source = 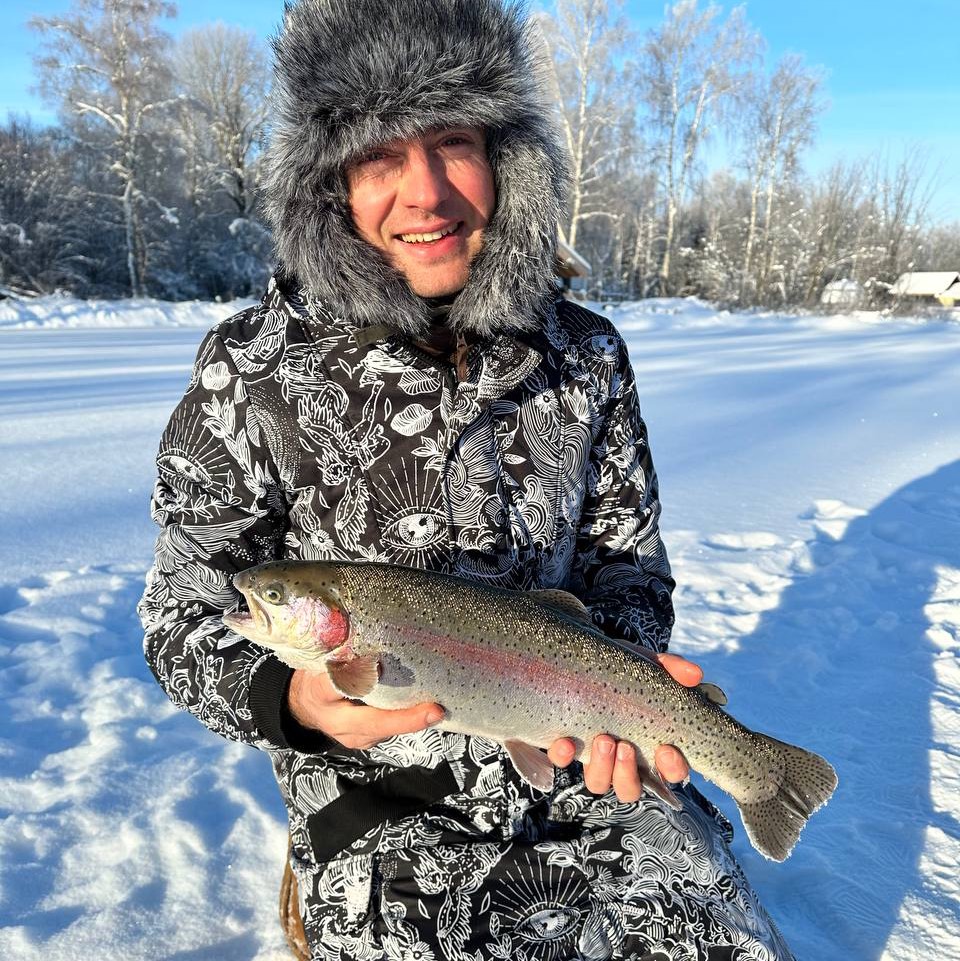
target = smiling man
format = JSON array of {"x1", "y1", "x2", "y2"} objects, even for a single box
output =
[
  {"x1": 346, "y1": 128, "x2": 496, "y2": 298},
  {"x1": 139, "y1": 1, "x2": 796, "y2": 959}
]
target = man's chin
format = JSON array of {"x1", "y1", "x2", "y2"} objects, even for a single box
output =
[{"x1": 404, "y1": 274, "x2": 468, "y2": 299}]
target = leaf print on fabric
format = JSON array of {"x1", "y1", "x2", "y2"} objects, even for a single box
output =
[
  {"x1": 412, "y1": 432, "x2": 447, "y2": 474},
  {"x1": 201, "y1": 360, "x2": 232, "y2": 391},
  {"x1": 391, "y1": 403, "x2": 434, "y2": 437},
  {"x1": 221, "y1": 306, "x2": 287, "y2": 376}
]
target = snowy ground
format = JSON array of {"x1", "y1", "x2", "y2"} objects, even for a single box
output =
[{"x1": 1, "y1": 295, "x2": 958, "y2": 960}]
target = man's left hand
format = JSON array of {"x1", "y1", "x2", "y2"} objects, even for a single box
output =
[{"x1": 546, "y1": 652, "x2": 701, "y2": 802}]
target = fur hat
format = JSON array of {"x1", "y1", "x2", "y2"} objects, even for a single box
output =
[{"x1": 262, "y1": 0, "x2": 570, "y2": 339}]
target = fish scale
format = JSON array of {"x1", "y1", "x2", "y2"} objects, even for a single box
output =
[{"x1": 224, "y1": 559, "x2": 837, "y2": 861}]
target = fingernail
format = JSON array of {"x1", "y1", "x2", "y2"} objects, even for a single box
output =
[
  {"x1": 617, "y1": 742, "x2": 633, "y2": 762},
  {"x1": 425, "y1": 708, "x2": 444, "y2": 725},
  {"x1": 597, "y1": 738, "x2": 614, "y2": 757}
]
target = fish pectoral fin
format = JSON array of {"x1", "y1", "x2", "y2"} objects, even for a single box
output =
[
  {"x1": 326, "y1": 655, "x2": 380, "y2": 699},
  {"x1": 697, "y1": 681, "x2": 728, "y2": 706},
  {"x1": 503, "y1": 739, "x2": 556, "y2": 792},
  {"x1": 641, "y1": 766, "x2": 683, "y2": 810},
  {"x1": 527, "y1": 589, "x2": 592, "y2": 625}
]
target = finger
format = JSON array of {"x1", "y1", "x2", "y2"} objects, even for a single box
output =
[
  {"x1": 654, "y1": 743, "x2": 690, "y2": 783},
  {"x1": 340, "y1": 701, "x2": 445, "y2": 744},
  {"x1": 612, "y1": 742, "x2": 643, "y2": 803},
  {"x1": 583, "y1": 735, "x2": 616, "y2": 794},
  {"x1": 657, "y1": 653, "x2": 703, "y2": 687},
  {"x1": 547, "y1": 737, "x2": 577, "y2": 768}
]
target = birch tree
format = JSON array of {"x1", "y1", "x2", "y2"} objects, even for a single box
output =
[
  {"x1": 537, "y1": 0, "x2": 635, "y2": 256},
  {"x1": 738, "y1": 54, "x2": 823, "y2": 304},
  {"x1": 636, "y1": 1, "x2": 759, "y2": 294},
  {"x1": 31, "y1": 0, "x2": 178, "y2": 297},
  {"x1": 174, "y1": 23, "x2": 269, "y2": 218}
]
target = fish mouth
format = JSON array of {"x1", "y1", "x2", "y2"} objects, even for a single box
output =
[{"x1": 223, "y1": 592, "x2": 272, "y2": 639}]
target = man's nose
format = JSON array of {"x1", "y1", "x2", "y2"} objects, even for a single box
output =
[{"x1": 397, "y1": 148, "x2": 450, "y2": 210}]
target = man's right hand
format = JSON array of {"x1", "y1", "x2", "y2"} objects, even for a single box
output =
[{"x1": 287, "y1": 669, "x2": 445, "y2": 750}]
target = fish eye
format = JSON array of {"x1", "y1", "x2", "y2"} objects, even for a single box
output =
[{"x1": 262, "y1": 584, "x2": 286, "y2": 605}]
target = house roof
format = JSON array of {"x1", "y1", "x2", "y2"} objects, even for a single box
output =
[
  {"x1": 555, "y1": 240, "x2": 592, "y2": 279},
  {"x1": 890, "y1": 271, "x2": 960, "y2": 297}
]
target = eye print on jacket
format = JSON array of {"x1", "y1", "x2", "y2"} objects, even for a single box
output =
[
  {"x1": 584, "y1": 334, "x2": 620, "y2": 363},
  {"x1": 373, "y1": 459, "x2": 447, "y2": 567},
  {"x1": 487, "y1": 853, "x2": 598, "y2": 961}
]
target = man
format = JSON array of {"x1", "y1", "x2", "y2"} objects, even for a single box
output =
[{"x1": 139, "y1": 1, "x2": 795, "y2": 958}]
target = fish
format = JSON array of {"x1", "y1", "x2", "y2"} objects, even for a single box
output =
[{"x1": 223, "y1": 560, "x2": 837, "y2": 861}]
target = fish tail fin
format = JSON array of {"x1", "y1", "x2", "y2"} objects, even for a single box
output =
[{"x1": 735, "y1": 734, "x2": 838, "y2": 862}]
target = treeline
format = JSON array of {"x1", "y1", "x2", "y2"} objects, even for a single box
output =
[{"x1": 1, "y1": 0, "x2": 956, "y2": 307}]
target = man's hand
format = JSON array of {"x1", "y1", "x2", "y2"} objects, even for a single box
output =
[
  {"x1": 546, "y1": 652, "x2": 701, "y2": 802},
  {"x1": 287, "y1": 669, "x2": 444, "y2": 750}
]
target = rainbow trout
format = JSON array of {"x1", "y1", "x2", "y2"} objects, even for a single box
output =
[{"x1": 224, "y1": 560, "x2": 837, "y2": 861}]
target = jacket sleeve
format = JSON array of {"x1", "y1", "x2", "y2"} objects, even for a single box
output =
[
  {"x1": 138, "y1": 325, "x2": 302, "y2": 750},
  {"x1": 574, "y1": 342, "x2": 675, "y2": 654}
]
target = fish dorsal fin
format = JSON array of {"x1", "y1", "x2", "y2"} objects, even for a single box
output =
[
  {"x1": 697, "y1": 682, "x2": 728, "y2": 706},
  {"x1": 503, "y1": 739, "x2": 556, "y2": 792},
  {"x1": 528, "y1": 589, "x2": 592, "y2": 625},
  {"x1": 326, "y1": 655, "x2": 380, "y2": 699}
]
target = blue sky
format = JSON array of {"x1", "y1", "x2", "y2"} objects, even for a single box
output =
[{"x1": 2, "y1": 0, "x2": 958, "y2": 223}]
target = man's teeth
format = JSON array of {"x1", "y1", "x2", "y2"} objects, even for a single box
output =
[{"x1": 400, "y1": 225, "x2": 458, "y2": 244}]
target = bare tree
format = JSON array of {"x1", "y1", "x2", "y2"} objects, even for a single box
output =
[
  {"x1": 31, "y1": 0, "x2": 178, "y2": 297},
  {"x1": 864, "y1": 148, "x2": 935, "y2": 303},
  {"x1": 636, "y1": 1, "x2": 759, "y2": 294},
  {"x1": 174, "y1": 23, "x2": 269, "y2": 218},
  {"x1": 537, "y1": 0, "x2": 635, "y2": 256},
  {"x1": 738, "y1": 53, "x2": 823, "y2": 304}
]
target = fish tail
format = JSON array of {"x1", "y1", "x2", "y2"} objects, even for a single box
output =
[{"x1": 735, "y1": 734, "x2": 838, "y2": 862}]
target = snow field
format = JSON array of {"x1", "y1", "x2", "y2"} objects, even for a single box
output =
[{"x1": 1, "y1": 295, "x2": 959, "y2": 959}]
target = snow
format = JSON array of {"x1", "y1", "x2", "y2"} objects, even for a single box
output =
[{"x1": 1, "y1": 295, "x2": 959, "y2": 960}]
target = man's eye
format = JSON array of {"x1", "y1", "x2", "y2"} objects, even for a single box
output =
[{"x1": 357, "y1": 151, "x2": 386, "y2": 165}]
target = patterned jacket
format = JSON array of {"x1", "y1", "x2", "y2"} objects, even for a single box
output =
[{"x1": 139, "y1": 276, "x2": 794, "y2": 961}]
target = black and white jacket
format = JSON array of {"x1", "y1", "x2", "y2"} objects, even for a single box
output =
[{"x1": 139, "y1": 276, "x2": 795, "y2": 961}]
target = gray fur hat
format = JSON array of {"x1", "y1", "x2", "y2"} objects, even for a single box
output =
[{"x1": 262, "y1": 0, "x2": 570, "y2": 338}]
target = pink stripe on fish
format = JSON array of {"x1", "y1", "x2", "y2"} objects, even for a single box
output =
[{"x1": 395, "y1": 623, "x2": 658, "y2": 717}]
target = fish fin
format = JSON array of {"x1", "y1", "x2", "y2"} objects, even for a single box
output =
[
  {"x1": 641, "y1": 767, "x2": 683, "y2": 810},
  {"x1": 503, "y1": 739, "x2": 556, "y2": 792},
  {"x1": 736, "y1": 734, "x2": 838, "y2": 861},
  {"x1": 697, "y1": 682, "x2": 728, "y2": 706},
  {"x1": 326, "y1": 655, "x2": 380, "y2": 699},
  {"x1": 527, "y1": 589, "x2": 592, "y2": 625}
]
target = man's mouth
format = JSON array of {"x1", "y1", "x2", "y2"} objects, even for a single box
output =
[{"x1": 398, "y1": 222, "x2": 462, "y2": 244}]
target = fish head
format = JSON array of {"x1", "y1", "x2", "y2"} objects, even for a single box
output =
[{"x1": 223, "y1": 561, "x2": 350, "y2": 666}]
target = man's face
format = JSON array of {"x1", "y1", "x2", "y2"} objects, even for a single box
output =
[{"x1": 346, "y1": 127, "x2": 496, "y2": 298}]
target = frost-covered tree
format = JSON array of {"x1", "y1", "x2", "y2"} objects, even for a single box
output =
[
  {"x1": 0, "y1": 116, "x2": 91, "y2": 294},
  {"x1": 636, "y1": 1, "x2": 759, "y2": 294},
  {"x1": 31, "y1": 0, "x2": 179, "y2": 297},
  {"x1": 174, "y1": 23, "x2": 269, "y2": 219},
  {"x1": 171, "y1": 23, "x2": 272, "y2": 297},
  {"x1": 737, "y1": 53, "x2": 823, "y2": 305},
  {"x1": 537, "y1": 0, "x2": 635, "y2": 260}
]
